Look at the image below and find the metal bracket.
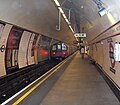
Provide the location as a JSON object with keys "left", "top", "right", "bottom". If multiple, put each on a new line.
{"left": 55, "top": 0, "right": 73, "bottom": 31}
{"left": 56, "top": 10, "right": 61, "bottom": 31}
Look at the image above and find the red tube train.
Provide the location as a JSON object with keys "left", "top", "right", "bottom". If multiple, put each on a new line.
{"left": 51, "top": 42, "right": 76, "bottom": 60}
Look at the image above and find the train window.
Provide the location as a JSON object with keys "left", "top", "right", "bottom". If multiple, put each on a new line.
{"left": 62, "top": 43, "right": 67, "bottom": 50}
{"left": 52, "top": 45, "right": 56, "bottom": 51}
{"left": 58, "top": 44, "right": 61, "bottom": 50}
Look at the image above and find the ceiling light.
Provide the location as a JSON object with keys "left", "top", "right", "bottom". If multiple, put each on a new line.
{"left": 81, "top": 5, "right": 83, "bottom": 8}
{"left": 53, "top": 0, "right": 74, "bottom": 34}
{"left": 69, "top": 25, "right": 74, "bottom": 33}
{"left": 54, "top": 0, "right": 60, "bottom": 6}
{"left": 65, "top": 18, "right": 70, "bottom": 24}
{"left": 62, "top": 13, "right": 67, "bottom": 19}
{"left": 107, "top": 12, "right": 116, "bottom": 25}
{"left": 98, "top": 8, "right": 108, "bottom": 16}
{"left": 58, "top": 7, "right": 64, "bottom": 14}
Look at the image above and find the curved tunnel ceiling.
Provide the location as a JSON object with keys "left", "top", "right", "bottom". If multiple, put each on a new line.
{"left": 0, "top": 0, "right": 76, "bottom": 44}
{"left": 59, "top": 0, "right": 120, "bottom": 43}
{"left": 0, "top": 0, "right": 119, "bottom": 44}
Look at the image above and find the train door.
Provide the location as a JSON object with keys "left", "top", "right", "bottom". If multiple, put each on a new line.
{"left": 50, "top": 39, "right": 59, "bottom": 59}
{"left": 57, "top": 42, "right": 62, "bottom": 52}
{"left": 62, "top": 43, "right": 68, "bottom": 56}
{"left": 5, "top": 26, "right": 23, "bottom": 74}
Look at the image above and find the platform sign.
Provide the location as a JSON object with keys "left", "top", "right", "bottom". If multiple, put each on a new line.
{"left": 74, "top": 33, "right": 86, "bottom": 38}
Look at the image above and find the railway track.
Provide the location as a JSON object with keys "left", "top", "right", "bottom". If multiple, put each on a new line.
{"left": 0, "top": 60, "right": 61, "bottom": 104}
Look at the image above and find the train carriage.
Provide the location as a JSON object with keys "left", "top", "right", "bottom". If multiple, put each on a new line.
{"left": 51, "top": 42, "right": 69, "bottom": 60}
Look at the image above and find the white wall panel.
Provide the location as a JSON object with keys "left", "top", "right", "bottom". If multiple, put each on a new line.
{"left": 96, "top": 42, "right": 104, "bottom": 67}
{"left": 18, "top": 31, "right": 32, "bottom": 68}
{"left": 0, "top": 24, "right": 12, "bottom": 76}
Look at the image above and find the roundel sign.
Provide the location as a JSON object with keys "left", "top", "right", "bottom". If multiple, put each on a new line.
{"left": 109, "top": 43, "right": 115, "bottom": 68}
{"left": 0, "top": 45, "right": 5, "bottom": 52}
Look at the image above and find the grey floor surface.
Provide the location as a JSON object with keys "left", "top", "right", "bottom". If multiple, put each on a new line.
{"left": 40, "top": 53, "right": 120, "bottom": 105}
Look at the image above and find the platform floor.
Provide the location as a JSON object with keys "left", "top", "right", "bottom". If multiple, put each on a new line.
{"left": 10, "top": 52, "right": 120, "bottom": 105}
{"left": 41, "top": 53, "right": 119, "bottom": 105}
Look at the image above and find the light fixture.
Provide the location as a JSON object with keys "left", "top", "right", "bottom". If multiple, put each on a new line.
{"left": 62, "top": 13, "right": 67, "bottom": 19}
{"left": 53, "top": 0, "right": 74, "bottom": 33}
{"left": 101, "top": 41, "right": 103, "bottom": 44}
{"left": 93, "top": 0, "right": 108, "bottom": 17}
{"left": 98, "top": 8, "right": 108, "bottom": 16}
{"left": 58, "top": 7, "right": 64, "bottom": 14}
{"left": 54, "top": 0, "right": 60, "bottom": 6}
{"left": 81, "top": 5, "right": 83, "bottom": 9}
{"left": 107, "top": 12, "right": 116, "bottom": 25}
{"left": 65, "top": 18, "right": 70, "bottom": 24}
{"left": 69, "top": 25, "right": 74, "bottom": 33}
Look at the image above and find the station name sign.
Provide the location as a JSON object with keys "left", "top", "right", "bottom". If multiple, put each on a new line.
{"left": 74, "top": 33, "right": 86, "bottom": 38}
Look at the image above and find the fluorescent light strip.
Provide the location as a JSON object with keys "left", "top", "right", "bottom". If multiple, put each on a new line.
{"left": 54, "top": 0, "right": 74, "bottom": 33}
{"left": 54, "top": 0, "right": 60, "bottom": 6}
{"left": 107, "top": 12, "right": 116, "bottom": 25}
{"left": 62, "top": 13, "right": 67, "bottom": 19}
{"left": 65, "top": 18, "right": 70, "bottom": 24}
{"left": 58, "top": 7, "right": 64, "bottom": 14}
{"left": 69, "top": 25, "right": 74, "bottom": 33}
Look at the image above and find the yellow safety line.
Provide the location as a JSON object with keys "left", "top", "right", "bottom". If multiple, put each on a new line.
{"left": 12, "top": 53, "right": 76, "bottom": 105}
